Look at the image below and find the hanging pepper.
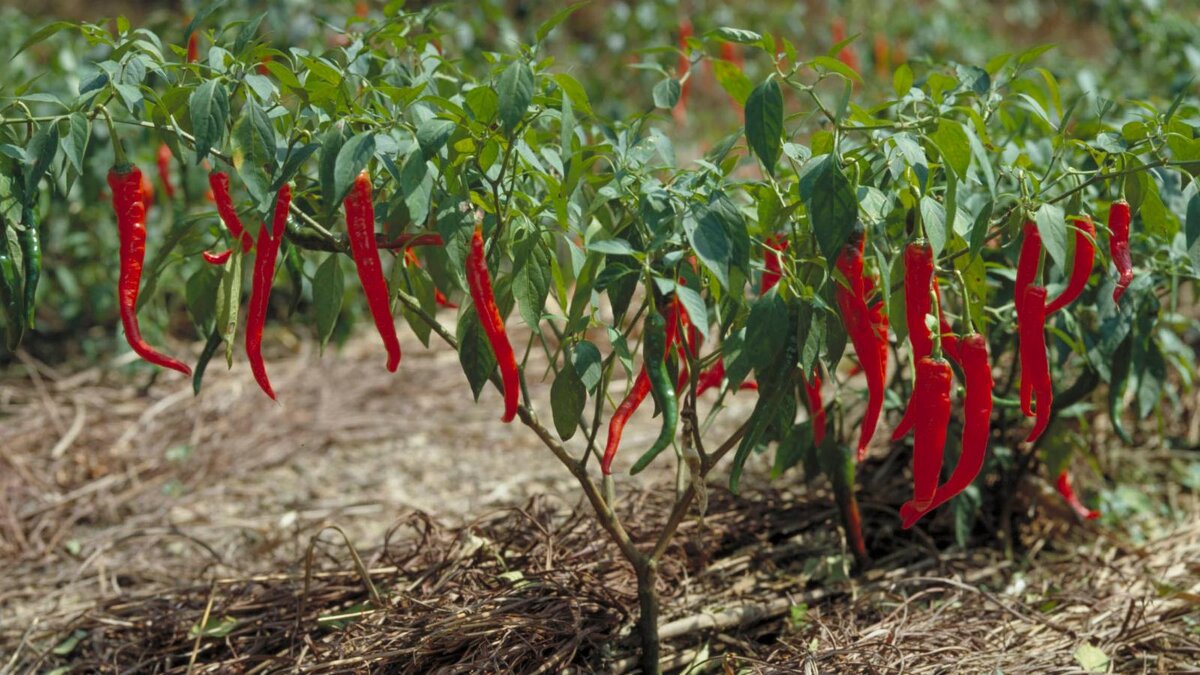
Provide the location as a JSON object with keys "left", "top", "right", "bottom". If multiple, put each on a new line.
{"left": 760, "top": 235, "right": 788, "bottom": 295}
{"left": 209, "top": 172, "right": 253, "bottom": 253}
{"left": 1015, "top": 220, "right": 1041, "bottom": 305}
{"left": 108, "top": 165, "right": 191, "bottom": 376}
{"left": 803, "top": 369, "right": 826, "bottom": 446}
{"left": 245, "top": 184, "right": 292, "bottom": 400}
{"left": 156, "top": 144, "right": 176, "bottom": 201}
{"left": 203, "top": 249, "right": 232, "bottom": 266}
{"left": 345, "top": 171, "right": 402, "bottom": 373}
{"left": 1045, "top": 216, "right": 1095, "bottom": 314}
{"left": 835, "top": 230, "right": 885, "bottom": 461}
{"left": 693, "top": 358, "right": 759, "bottom": 396}
{"left": 894, "top": 243, "right": 961, "bottom": 440}
{"left": 1108, "top": 200, "right": 1133, "bottom": 305}
{"left": 1019, "top": 285, "right": 1053, "bottom": 443}
{"left": 20, "top": 199, "right": 40, "bottom": 328}
{"left": 1056, "top": 470, "right": 1100, "bottom": 521}
{"left": 629, "top": 310, "right": 680, "bottom": 475}
{"left": 467, "top": 224, "right": 519, "bottom": 422}
{"left": 602, "top": 299, "right": 684, "bottom": 474}
{"left": 911, "top": 356, "right": 953, "bottom": 510}
{"left": 186, "top": 31, "right": 199, "bottom": 63}
{"left": 0, "top": 219, "right": 23, "bottom": 350}
{"left": 900, "top": 333, "right": 992, "bottom": 528}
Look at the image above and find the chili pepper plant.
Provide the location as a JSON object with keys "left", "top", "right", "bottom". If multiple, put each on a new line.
{"left": 1, "top": 5, "right": 1199, "bottom": 672}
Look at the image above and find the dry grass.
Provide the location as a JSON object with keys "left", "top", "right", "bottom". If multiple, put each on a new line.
{"left": 1, "top": 333, "right": 1197, "bottom": 673}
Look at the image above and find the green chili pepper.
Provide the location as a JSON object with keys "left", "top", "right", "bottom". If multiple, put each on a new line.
{"left": 192, "top": 329, "right": 223, "bottom": 395}
{"left": 20, "top": 200, "right": 41, "bottom": 328}
{"left": 820, "top": 441, "right": 867, "bottom": 563}
{"left": 630, "top": 309, "right": 679, "bottom": 475}
{"left": 0, "top": 218, "right": 25, "bottom": 350}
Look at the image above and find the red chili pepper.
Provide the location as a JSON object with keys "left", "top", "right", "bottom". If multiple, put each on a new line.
{"left": 835, "top": 231, "right": 885, "bottom": 461}
{"left": 831, "top": 18, "right": 859, "bottom": 73}
{"left": 694, "top": 359, "right": 758, "bottom": 396}
{"left": 1019, "top": 285, "right": 1053, "bottom": 443}
{"left": 900, "top": 333, "right": 992, "bottom": 528}
{"left": 760, "top": 235, "right": 788, "bottom": 295}
{"left": 245, "top": 184, "right": 292, "bottom": 400}
{"left": 911, "top": 356, "right": 952, "bottom": 510}
{"left": 467, "top": 224, "right": 519, "bottom": 422}
{"left": 894, "top": 244, "right": 961, "bottom": 441}
{"left": 209, "top": 172, "right": 253, "bottom": 253}
{"left": 345, "top": 171, "right": 402, "bottom": 373}
{"left": 1108, "top": 200, "right": 1133, "bottom": 304}
{"left": 803, "top": 370, "right": 826, "bottom": 446}
{"left": 1046, "top": 216, "right": 1096, "bottom": 314}
{"left": 1056, "top": 470, "right": 1100, "bottom": 520}
{"left": 156, "top": 143, "right": 176, "bottom": 201}
{"left": 1014, "top": 220, "right": 1042, "bottom": 309}
{"left": 601, "top": 298, "right": 684, "bottom": 474}
{"left": 108, "top": 165, "right": 191, "bottom": 376}
{"left": 140, "top": 170, "right": 154, "bottom": 211}
{"left": 257, "top": 55, "right": 271, "bottom": 76}
{"left": 187, "top": 31, "right": 199, "bottom": 63}
{"left": 873, "top": 32, "right": 889, "bottom": 78}
{"left": 202, "top": 249, "right": 232, "bottom": 265}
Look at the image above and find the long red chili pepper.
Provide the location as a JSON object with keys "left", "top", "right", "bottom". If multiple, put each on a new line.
{"left": 911, "top": 356, "right": 952, "bottom": 510}
{"left": 892, "top": 242, "right": 935, "bottom": 440}
{"left": 108, "top": 165, "right": 191, "bottom": 376}
{"left": 1019, "top": 285, "right": 1053, "bottom": 443}
{"left": 835, "top": 231, "right": 885, "bottom": 461}
{"left": 900, "top": 333, "right": 992, "bottom": 527}
{"left": 467, "top": 224, "right": 519, "bottom": 422}
{"left": 1014, "top": 220, "right": 1041, "bottom": 310}
{"left": 760, "top": 235, "right": 788, "bottom": 295}
{"left": 1108, "top": 200, "right": 1133, "bottom": 304}
{"left": 156, "top": 144, "right": 176, "bottom": 201}
{"left": 1046, "top": 216, "right": 1096, "bottom": 314}
{"left": 601, "top": 299, "right": 683, "bottom": 474}
{"left": 246, "top": 184, "right": 292, "bottom": 400}
{"left": 345, "top": 171, "right": 402, "bottom": 373}
{"left": 209, "top": 172, "right": 253, "bottom": 253}
{"left": 187, "top": 31, "right": 199, "bottom": 63}
{"left": 1056, "top": 470, "right": 1100, "bottom": 520}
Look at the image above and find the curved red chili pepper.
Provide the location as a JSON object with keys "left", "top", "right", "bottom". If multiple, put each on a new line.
{"left": 892, "top": 242, "right": 935, "bottom": 440}
{"left": 900, "top": 333, "right": 992, "bottom": 528}
{"left": 186, "top": 31, "right": 199, "bottom": 63}
{"left": 245, "top": 184, "right": 292, "bottom": 400}
{"left": 345, "top": 171, "right": 402, "bottom": 373}
{"left": 202, "top": 249, "right": 232, "bottom": 266}
{"left": 1046, "top": 216, "right": 1096, "bottom": 314}
{"left": 601, "top": 298, "right": 684, "bottom": 474}
{"left": 467, "top": 225, "right": 519, "bottom": 422}
{"left": 1108, "top": 200, "right": 1133, "bottom": 304}
{"left": 1019, "top": 285, "right": 1053, "bottom": 443}
{"left": 835, "top": 232, "right": 885, "bottom": 461}
{"left": 209, "top": 172, "right": 253, "bottom": 253}
{"left": 1056, "top": 470, "right": 1100, "bottom": 520}
{"left": 108, "top": 165, "right": 191, "bottom": 376}
{"left": 911, "top": 356, "right": 952, "bottom": 510}
{"left": 693, "top": 358, "right": 758, "bottom": 396}
{"left": 156, "top": 144, "right": 176, "bottom": 201}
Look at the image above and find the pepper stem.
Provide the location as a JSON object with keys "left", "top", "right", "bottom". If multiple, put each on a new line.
{"left": 956, "top": 269, "right": 974, "bottom": 334}
{"left": 97, "top": 105, "right": 127, "bottom": 167}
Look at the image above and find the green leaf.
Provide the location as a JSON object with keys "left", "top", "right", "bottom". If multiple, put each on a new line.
{"left": 13, "top": 21, "right": 76, "bottom": 58}
{"left": 63, "top": 112, "right": 90, "bottom": 174}
{"left": 319, "top": 123, "right": 349, "bottom": 217}
{"left": 921, "top": 196, "right": 948, "bottom": 258}
{"left": 893, "top": 63, "right": 913, "bottom": 97}
{"left": 216, "top": 249, "right": 243, "bottom": 367}
{"left": 801, "top": 156, "right": 858, "bottom": 263}
{"left": 652, "top": 78, "right": 681, "bottom": 109}
{"left": 674, "top": 283, "right": 709, "bottom": 343}
{"left": 810, "top": 55, "right": 863, "bottom": 84}
{"left": 186, "top": 267, "right": 220, "bottom": 335}
{"left": 189, "top": 615, "right": 238, "bottom": 639}
{"left": 189, "top": 79, "right": 230, "bottom": 164}
{"left": 550, "top": 352, "right": 587, "bottom": 441}
{"left": 572, "top": 340, "right": 602, "bottom": 392}
{"left": 968, "top": 199, "right": 993, "bottom": 260}
{"left": 417, "top": 119, "right": 456, "bottom": 159}
{"left": 745, "top": 79, "right": 783, "bottom": 175}
{"left": 232, "top": 99, "right": 275, "bottom": 171}
{"left": 535, "top": 1, "right": 590, "bottom": 43}
{"left": 513, "top": 248, "right": 550, "bottom": 330}
{"left": 333, "top": 133, "right": 376, "bottom": 208}
{"left": 746, "top": 293, "right": 788, "bottom": 372}
{"left": 926, "top": 119, "right": 971, "bottom": 179}
{"left": 552, "top": 73, "right": 593, "bottom": 117}
{"left": 24, "top": 121, "right": 59, "bottom": 198}
{"left": 711, "top": 60, "right": 753, "bottom": 104}
{"left": 457, "top": 309, "right": 498, "bottom": 401}
{"left": 497, "top": 60, "right": 535, "bottom": 133}
{"left": 1035, "top": 203, "right": 1069, "bottom": 271}
{"left": 685, "top": 206, "right": 732, "bottom": 289}
{"left": 314, "top": 254, "right": 344, "bottom": 354}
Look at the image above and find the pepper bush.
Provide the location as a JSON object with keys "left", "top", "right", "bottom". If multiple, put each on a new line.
{"left": 1, "top": 3, "right": 1199, "bottom": 671}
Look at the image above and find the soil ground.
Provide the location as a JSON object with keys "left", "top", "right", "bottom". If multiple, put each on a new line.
{"left": 1, "top": 322, "right": 1197, "bottom": 673}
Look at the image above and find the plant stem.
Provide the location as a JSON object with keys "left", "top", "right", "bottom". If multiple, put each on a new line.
{"left": 635, "top": 559, "right": 661, "bottom": 675}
